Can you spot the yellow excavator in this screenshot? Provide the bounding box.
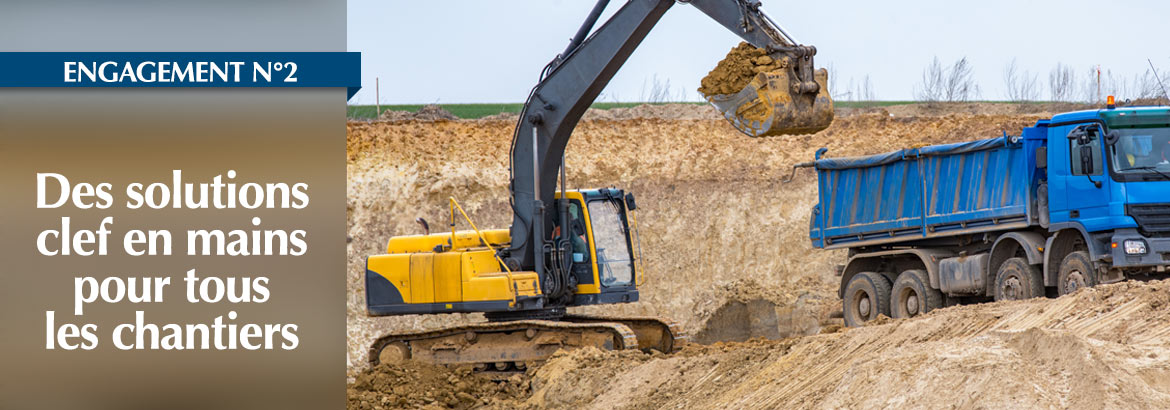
[365,0,832,371]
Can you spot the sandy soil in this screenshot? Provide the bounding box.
[346,280,1170,409]
[519,279,1170,410]
[343,103,1159,409]
[348,362,528,410]
[378,104,459,121]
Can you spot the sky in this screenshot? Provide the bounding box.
[348,0,1170,104]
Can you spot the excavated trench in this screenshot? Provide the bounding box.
[693,299,782,344]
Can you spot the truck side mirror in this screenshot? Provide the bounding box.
[1067,124,1099,145]
[624,193,637,211]
[1105,130,1120,146]
[1035,147,1047,168]
[1080,145,1094,174]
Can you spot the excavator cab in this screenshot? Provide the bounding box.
[551,188,641,306]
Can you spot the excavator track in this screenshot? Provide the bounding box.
[368,319,638,372]
[561,314,687,353]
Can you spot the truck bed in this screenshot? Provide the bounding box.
[809,135,1037,249]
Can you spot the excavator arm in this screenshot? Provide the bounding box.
[504,0,831,292]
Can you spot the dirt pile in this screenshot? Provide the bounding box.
[378,104,458,122]
[347,362,528,409]
[346,110,1045,373]
[1125,97,1170,107]
[471,102,1086,124]
[583,103,720,120]
[475,104,722,123]
[520,280,1170,409]
[698,42,784,96]
[837,102,1092,118]
[476,111,520,122]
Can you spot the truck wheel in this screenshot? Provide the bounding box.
[994,257,1043,301]
[843,271,892,327]
[891,269,943,319]
[1058,251,1096,296]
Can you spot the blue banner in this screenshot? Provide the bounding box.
[0,52,362,99]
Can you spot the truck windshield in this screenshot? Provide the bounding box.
[586,199,634,287]
[1110,127,1170,177]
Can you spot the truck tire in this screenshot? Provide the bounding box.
[891,269,944,319]
[993,257,1043,301]
[843,271,892,327]
[1057,251,1097,296]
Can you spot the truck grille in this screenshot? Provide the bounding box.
[1127,204,1170,237]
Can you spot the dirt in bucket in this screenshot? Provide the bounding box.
[698,42,787,96]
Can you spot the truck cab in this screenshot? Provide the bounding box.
[1044,106,1170,272]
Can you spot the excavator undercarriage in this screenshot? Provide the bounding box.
[368,312,685,373]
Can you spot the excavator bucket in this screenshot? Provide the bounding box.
[700,43,834,137]
[708,68,833,136]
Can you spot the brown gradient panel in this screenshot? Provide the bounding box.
[0,89,345,409]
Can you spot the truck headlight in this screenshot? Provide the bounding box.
[1124,239,1148,255]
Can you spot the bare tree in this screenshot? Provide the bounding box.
[915,56,946,103]
[1104,69,1121,99]
[1004,59,1020,100]
[1081,65,1101,103]
[857,75,876,101]
[1003,58,1039,102]
[1048,63,1076,102]
[1134,64,1169,100]
[916,57,980,103]
[1074,64,1169,103]
[827,63,846,101]
[1102,69,1131,100]
[944,57,980,102]
[640,74,687,103]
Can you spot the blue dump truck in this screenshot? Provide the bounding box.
[806,104,1170,326]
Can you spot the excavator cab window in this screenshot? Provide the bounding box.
[566,202,589,260]
[587,199,634,287]
[553,199,593,282]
